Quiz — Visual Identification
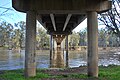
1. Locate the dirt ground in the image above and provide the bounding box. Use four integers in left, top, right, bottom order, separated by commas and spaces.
39, 67, 100, 80
41, 66, 87, 76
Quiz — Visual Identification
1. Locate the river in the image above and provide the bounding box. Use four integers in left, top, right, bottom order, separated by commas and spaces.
0, 50, 120, 70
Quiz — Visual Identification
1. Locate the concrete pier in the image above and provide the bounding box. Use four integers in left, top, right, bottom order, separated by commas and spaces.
50, 34, 53, 65
25, 11, 36, 77
87, 11, 98, 77
65, 35, 69, 67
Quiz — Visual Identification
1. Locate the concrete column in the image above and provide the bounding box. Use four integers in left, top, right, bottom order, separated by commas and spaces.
62, 39, 65, 58
25, 11, 36, 77
50, 34, 53, 62
66, 35, 69, 67
53, 39, 54, 51
87, 11, 98, 77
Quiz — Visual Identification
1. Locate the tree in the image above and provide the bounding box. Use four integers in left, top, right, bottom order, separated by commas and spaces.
0, 22, 13, 48
69, 31, 80, 50
11, 29, 21, 49
78, 28, 87, 46
14, 21, 26, 49
36, 27, 50, 50
98, 28, 110, 47
98, 0, 120, 41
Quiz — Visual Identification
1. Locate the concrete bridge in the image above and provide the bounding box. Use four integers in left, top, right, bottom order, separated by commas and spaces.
12, 0, 111, 78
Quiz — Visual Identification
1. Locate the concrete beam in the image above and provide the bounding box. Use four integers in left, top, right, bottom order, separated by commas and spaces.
53, 35, 66, 44
50, 14, 57, 31
47, 31, 72, 35
37, 15, 47, 30
63, 14, 72, 31
98, 1, 112, 13
73, 15, 86, 30
12, 0, 111, 14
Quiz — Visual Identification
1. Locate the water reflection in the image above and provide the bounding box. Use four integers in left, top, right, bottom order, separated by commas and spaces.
50, 51, 65, 68
0, 50, 24, 70
0, 50, 120, 70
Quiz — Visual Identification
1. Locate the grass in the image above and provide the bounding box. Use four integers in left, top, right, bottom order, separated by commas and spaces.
0, 65, 120, 80
0, 69, 50, 80
99, 65, 120, 80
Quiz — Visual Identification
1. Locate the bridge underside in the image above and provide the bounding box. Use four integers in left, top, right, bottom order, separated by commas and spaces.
13, 0, 111, 35
12, 0, 111, 78
37, 14, 86, 35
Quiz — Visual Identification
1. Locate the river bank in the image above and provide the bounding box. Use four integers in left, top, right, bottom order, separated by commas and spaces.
0, 65, 120, 80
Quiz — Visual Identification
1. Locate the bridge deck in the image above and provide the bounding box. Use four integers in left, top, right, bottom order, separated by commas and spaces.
12, 0, 111, 35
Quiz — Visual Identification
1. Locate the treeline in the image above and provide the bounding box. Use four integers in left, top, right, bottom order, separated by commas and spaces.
71, 28, 120, 48
0, 21, 50, 50
0, 21, 119, 50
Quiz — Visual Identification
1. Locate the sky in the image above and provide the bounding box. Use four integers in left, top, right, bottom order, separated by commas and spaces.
0, 0, 26, 25
0, 0, 106, 32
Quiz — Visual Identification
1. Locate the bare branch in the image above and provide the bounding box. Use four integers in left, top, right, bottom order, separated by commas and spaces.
98, 0, 120, 38
0, 7, 13, 10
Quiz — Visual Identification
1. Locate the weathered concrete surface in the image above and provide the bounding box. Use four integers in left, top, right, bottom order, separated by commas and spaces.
12, 0, 111, 35
12, 0, 111, 14
25, 11, 36, 77
65, 35, 69, 67
87, 11, 98, 77
50, 35, 53, 62
53, 35, 65, 44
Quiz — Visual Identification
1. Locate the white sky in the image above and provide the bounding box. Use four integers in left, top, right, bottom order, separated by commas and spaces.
73, 19, 87, 32
73, 18, 106, 32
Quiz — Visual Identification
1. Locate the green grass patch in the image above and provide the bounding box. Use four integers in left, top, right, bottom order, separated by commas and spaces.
0, 65, 120, 80
0, 69, 50, 80
99, 65, 120, 80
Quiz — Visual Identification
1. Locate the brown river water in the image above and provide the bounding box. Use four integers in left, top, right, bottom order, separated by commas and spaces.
0, 49, 120, 70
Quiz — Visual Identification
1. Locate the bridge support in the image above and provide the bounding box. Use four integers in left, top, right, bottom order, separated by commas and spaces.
25, 11, 36, 77
53, 39, 55, 51
50, 34, 53, 64
65, 35, 69, 67
87, 11, 98, 77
